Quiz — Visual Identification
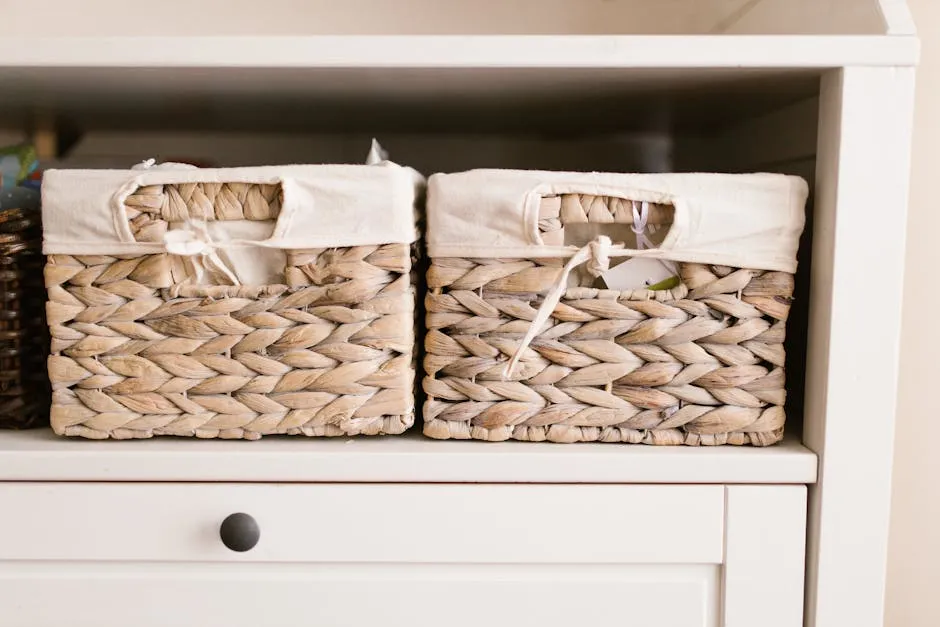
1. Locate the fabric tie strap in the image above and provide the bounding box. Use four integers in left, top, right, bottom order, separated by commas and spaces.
502, 202, 677, 379
632, 201, 652, 251
503, 235, 613, 379
632, 200, 678, 276
163, 220, 243, 286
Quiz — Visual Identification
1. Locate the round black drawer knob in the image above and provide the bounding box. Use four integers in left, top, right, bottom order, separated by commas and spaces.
219, 513, 260, 552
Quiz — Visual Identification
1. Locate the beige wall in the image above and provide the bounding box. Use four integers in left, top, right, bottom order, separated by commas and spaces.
886, 1, 939, 626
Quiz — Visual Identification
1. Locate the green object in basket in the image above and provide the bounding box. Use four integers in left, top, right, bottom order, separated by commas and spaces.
648, 275, 681, 291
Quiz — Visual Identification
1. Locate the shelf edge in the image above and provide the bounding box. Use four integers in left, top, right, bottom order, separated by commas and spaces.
0, 35, 920, 69
0, 431, 818, 484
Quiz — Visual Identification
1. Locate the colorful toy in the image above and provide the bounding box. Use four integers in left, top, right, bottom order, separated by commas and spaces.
0, 144, 41, 211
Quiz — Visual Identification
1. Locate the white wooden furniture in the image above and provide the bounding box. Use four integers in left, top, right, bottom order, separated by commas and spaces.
0, 1, 917, 625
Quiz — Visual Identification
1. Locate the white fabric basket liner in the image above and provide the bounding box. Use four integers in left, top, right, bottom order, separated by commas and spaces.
427, 169, 808, 273
42, 163, 419, 256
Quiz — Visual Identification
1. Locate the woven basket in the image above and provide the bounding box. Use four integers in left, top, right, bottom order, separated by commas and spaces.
0, 206, 50, 428
423, 171, 806, 446
43, 169, 417, 439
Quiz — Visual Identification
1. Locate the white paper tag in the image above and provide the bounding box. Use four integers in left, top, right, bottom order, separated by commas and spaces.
601, 257, 676, 291
365, 138, 389, 165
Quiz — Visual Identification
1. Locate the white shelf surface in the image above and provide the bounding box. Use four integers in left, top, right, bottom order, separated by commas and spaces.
0, 429, 817, 484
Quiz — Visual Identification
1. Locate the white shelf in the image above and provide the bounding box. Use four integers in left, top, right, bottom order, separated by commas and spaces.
0, 36, 920, 69
0, 429, 817, 484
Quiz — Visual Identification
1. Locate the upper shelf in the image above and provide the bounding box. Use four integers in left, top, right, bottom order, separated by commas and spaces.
2, 0, 916, 36
0, 35, 920, 72
0, 31, 917, 136
0, 0, 920, 126
0, 429, 818, 484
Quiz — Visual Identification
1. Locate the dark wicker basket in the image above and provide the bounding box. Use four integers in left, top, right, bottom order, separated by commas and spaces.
0, 206, 50, 428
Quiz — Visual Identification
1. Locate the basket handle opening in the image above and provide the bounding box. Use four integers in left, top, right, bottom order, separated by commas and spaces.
537, 193, 675, 249
536, 193, 679, 291
123, 181, 289, 288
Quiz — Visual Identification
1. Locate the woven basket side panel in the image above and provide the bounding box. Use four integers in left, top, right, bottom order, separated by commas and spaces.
45, 241, 414, 439
423, 191, 793, 446
0, 208, 51, 428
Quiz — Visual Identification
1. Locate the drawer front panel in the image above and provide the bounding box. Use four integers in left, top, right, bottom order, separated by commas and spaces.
0, 483, 724, 564
0, 562, 720, 627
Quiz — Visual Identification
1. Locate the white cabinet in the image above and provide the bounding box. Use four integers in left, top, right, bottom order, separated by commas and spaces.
0, 483, 805, 627
0, 1, 917, 625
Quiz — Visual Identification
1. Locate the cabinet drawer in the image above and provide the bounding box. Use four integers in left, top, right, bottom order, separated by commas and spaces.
0, 483, 724, 564
0, 562, 720, 627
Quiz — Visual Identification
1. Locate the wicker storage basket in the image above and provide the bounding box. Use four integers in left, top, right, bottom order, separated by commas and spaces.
42, 164, 418, 439
0, 206, 50, 428
423, 170, 808, 446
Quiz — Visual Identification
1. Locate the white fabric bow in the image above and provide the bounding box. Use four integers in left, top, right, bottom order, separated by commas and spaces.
163, 221, 242, 286
502, 201, 676, 379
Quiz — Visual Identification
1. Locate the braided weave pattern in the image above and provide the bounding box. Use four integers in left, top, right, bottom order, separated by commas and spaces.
45, 183, 414, 439
423, 194, 793, 446
125, 182, 282, 243
0, 207, 50, 428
